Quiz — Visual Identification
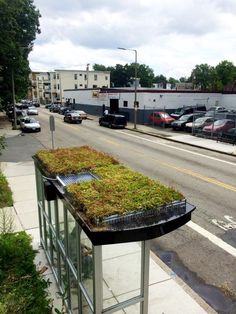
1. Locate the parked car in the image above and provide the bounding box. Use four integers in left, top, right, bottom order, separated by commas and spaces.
185, 116, 215, 132
203, 119, 235, 135
64, 112, 82, 124
149, 111, 175, 127
73, 110, 87, 119
20, 117, 41, 132
99, 114, 127, 128
58, 106, 72, 115
27, 106, 38, 115
50, 104, 60, 113
218, 128, 236, 144
171, 113, 204, 131
171, 105, 206, 120
207, 106, 228, 113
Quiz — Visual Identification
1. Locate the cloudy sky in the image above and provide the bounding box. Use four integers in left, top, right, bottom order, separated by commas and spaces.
29, 0, 236, 79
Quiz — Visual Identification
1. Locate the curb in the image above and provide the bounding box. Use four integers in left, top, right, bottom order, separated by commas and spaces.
126, 127, 236, 157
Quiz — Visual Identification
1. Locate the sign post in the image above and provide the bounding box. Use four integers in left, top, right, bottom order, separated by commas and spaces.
49, 115, 55, 149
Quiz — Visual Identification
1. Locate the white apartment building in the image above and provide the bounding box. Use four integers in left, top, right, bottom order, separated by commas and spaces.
29, 68, 110, 104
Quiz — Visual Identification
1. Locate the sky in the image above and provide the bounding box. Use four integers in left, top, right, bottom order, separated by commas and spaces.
29, 0, 236, 79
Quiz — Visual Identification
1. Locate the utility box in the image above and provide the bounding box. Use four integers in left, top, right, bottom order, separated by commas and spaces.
33, 146, 195, 314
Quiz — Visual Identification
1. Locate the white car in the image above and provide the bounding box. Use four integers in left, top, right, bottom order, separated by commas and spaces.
72, 110, 87, 119
20, 117, 41, 132
27, 106, 38, 115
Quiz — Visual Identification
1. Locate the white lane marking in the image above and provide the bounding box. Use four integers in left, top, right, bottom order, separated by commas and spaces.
212, 216, 236, 231
187, 221, 236, 257
118, 131, 236, 167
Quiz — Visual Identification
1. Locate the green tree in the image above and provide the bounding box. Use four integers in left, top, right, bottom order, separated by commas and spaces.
190, 64, 215, 91
168, 77, 179, 84
215, 60, 236, 88
93, 64, 108, 71
127, 63, 154, 87
154, 74, 167, 84
0, 0, 40, 108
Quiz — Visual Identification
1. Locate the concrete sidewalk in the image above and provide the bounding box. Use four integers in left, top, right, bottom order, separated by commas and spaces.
126, 123, 236, 156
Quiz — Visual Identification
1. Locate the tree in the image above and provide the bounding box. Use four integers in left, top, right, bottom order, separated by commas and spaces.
93, 64, 108, 71
190, 64, 215, 91
154, 75, 167, 84
215, 60, 236, 88
168, 77, 179, 84
0, 0, 41, 108
128, 63, 155, 87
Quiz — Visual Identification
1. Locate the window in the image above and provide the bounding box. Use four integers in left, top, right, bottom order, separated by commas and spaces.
53, 74, 56, 80
84, 74, 87, 80
79, 73, 82, 76
57, 84, 60, 90
54, 84, 56, 90
79, 84, 83, 87
105, 76, 108, 81
92, 85, 97, 88
74, 74, 77, 80
123, 101, 128, 107
74, 84, 77, 89
94, 74, 97, 81
57, 73, 59, 79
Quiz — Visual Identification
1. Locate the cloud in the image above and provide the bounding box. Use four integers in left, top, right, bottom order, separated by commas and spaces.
30, 0, 236, 78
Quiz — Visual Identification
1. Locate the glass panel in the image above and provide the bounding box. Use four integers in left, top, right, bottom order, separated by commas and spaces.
81, 231, 93, 302
103, 242, 141, 306
51, 233, 58, 274
35, 168, 43, 206
82, 294, 93, 314
58, 199, 65, 241
50, 200, 56, 226
69, 268, 79, 314
67, 210, 77, 268
59, 253, 67, 292
45, 218, 50, 254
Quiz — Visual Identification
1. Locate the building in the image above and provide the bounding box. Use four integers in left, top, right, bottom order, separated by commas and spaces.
63, 87, 236, 124
29, 68, 110, 104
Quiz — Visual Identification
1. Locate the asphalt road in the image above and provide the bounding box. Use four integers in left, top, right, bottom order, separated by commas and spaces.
1, 107, 236, 313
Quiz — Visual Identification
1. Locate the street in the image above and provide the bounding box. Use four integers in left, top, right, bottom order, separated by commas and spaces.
1, 107, 236, 313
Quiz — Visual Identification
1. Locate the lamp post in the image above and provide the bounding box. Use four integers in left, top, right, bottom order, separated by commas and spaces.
118, 47, 138, 129
11, 68, 17, 129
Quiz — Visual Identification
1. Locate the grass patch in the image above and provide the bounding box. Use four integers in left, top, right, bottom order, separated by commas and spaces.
0, 170, 13, 208
36, 146, 184, 220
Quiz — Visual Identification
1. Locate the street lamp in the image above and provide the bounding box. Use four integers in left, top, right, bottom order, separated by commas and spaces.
118, 47, 138, 129
11, 68, 17, 129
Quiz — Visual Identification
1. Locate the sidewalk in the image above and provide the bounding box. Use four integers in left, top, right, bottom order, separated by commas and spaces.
126, 123, 236, 156
1, 160, 216, 314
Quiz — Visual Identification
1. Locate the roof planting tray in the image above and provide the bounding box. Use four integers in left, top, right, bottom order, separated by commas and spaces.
33, 146, 196, 246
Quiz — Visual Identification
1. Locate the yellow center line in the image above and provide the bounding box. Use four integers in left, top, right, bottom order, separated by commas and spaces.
100, 137, 120, 146
142, 153, 236, 192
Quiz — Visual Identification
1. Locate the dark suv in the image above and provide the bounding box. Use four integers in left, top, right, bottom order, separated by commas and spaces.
171, 105, 206, 120
99, 114, 127, 128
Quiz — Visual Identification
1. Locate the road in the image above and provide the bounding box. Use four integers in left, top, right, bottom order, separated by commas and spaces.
1, 107, 236, 313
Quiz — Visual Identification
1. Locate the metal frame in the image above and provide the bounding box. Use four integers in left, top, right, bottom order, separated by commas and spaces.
35, 165, 151, 313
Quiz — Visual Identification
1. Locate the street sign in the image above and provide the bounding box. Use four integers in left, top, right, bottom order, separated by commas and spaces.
49, 115, 55, 149
49, 115, 55, 131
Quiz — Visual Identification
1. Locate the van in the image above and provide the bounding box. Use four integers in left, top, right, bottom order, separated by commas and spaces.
171, 105, 206, 119
99, 114, 127, 128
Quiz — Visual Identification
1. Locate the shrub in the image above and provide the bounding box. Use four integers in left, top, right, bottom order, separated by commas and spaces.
0, 170, 13, 208
0, 232, 52, 313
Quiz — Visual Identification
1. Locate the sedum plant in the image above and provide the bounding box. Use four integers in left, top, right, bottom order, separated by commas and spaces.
36, 146, 184, 220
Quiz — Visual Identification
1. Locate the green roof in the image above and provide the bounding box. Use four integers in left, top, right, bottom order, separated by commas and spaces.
36, 146, 184, 220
